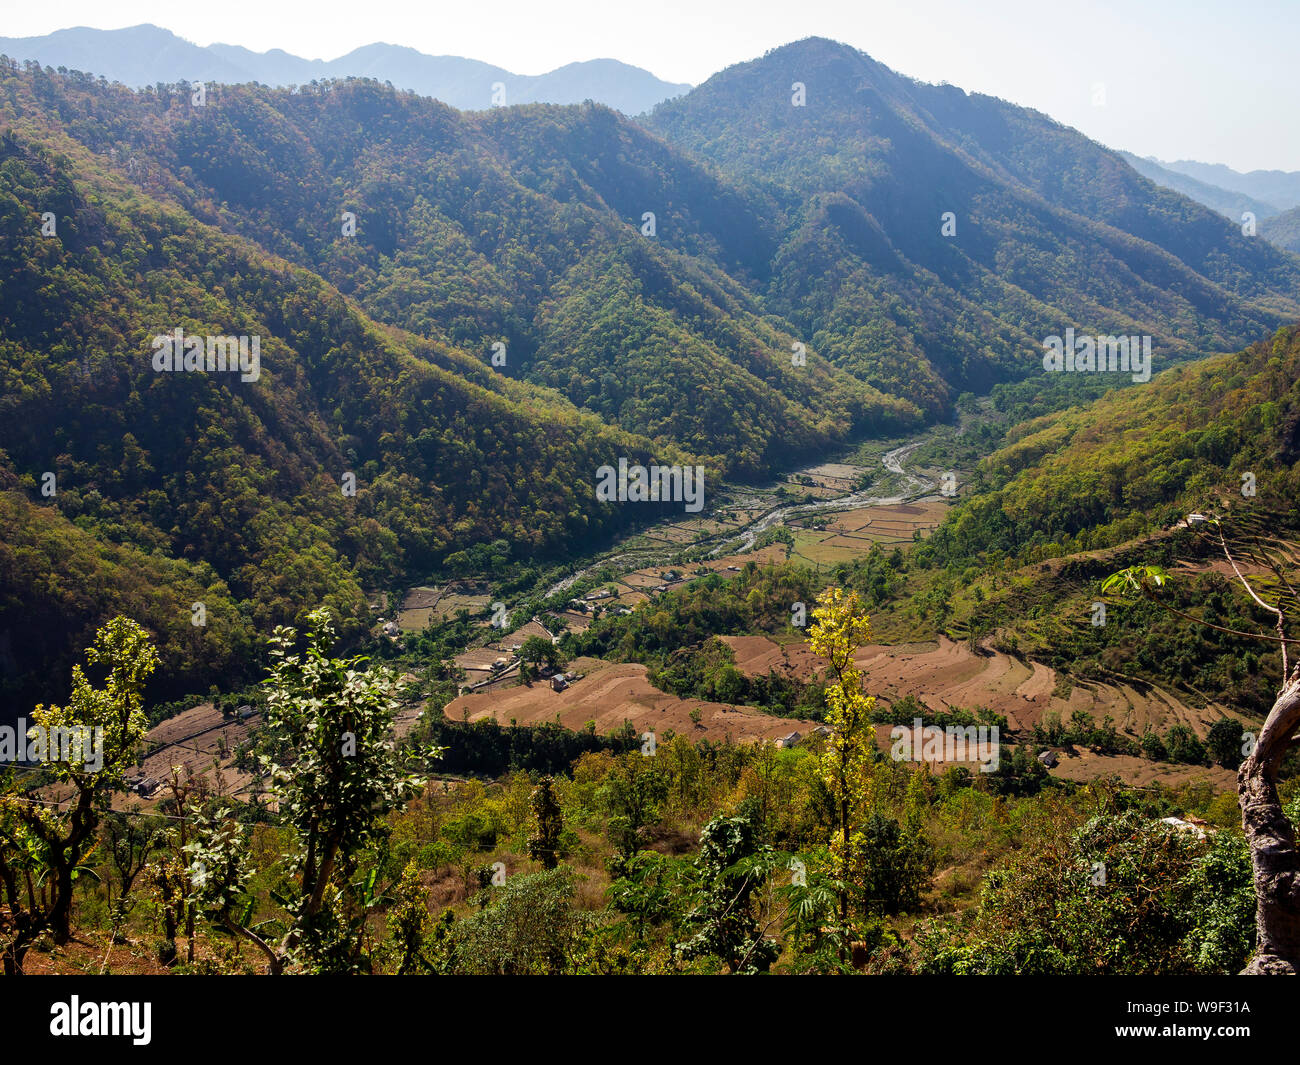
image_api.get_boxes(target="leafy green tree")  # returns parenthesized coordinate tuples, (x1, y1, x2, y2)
(187, 608, 438, 973)
(675, 807, 779, 973)
(519, 635, 564, 671)
(379, 860, 436, 975)
(1206, 717, 1246, 769)
(0, 616, 156, 974)
(527, 776, 565, 870)
(452, 867, 589, 974)
(599, 752, 669, 860)
(853, 809, 935, 917)
(1165, 724, 1206, 765)
(607, 850, 686, 941)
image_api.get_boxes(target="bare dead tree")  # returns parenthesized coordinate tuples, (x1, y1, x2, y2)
(1106, 507, 1300, 973)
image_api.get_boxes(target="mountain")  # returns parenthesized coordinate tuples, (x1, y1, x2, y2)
(3, 64, 910, 477)
(0, 24, 691, 114)
(0, 97, 700, 712)
(1158, 158, 1300, 212)
(4, 38, 1300, 712)
(1121, 152, 1300, 256)
(1261, 205, 1300, 255)
(943, 322, 1300, 564)
(644, 38, 1300, 409)
(1117, 151, 1283, 221)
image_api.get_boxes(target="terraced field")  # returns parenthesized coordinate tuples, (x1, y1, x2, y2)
(720, 634, 1246, 786)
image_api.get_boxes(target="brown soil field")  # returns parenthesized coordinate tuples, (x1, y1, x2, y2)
(720, 633, 1250, 785)
(443, 657, 805, 742)
(826, 501, 947, 537)
(496, 619, 553, 650)
(399, 585, 442, 611)
(454, 647, 503, 673)
(804, 462, 868, 481)
(555, 610, 594, 632)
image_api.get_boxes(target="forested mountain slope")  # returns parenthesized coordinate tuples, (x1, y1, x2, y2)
(3, 65, 907, 475)
(0, 119, 688, 713)
(925, 324, 1300, 568)
(646, 38, 1300, 410)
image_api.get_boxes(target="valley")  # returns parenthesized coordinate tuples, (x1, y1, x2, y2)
(4, 24, 1300, 982)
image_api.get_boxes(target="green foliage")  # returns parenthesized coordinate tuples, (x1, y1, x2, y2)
(600, 752, 670, 858)
(675, 806, 779, 973)
(187, 608, 439, 973)
(0, 615, 157, 971)
(1206, 717, 1247, 769)
(851, 811, 935, 917)
(526, 776, 566, 870)
(452, 867, 590, 975)
(917, 809, 1253, 974)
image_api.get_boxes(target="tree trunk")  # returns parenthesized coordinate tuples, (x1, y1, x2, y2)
(1238, 670, 1300, 974)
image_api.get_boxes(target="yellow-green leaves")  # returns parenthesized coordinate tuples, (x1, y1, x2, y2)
(1100, 565, 1171, 598)
(808, 587, 878, 924)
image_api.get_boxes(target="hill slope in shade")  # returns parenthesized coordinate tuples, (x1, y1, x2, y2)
(1261, 205, 1300, 255)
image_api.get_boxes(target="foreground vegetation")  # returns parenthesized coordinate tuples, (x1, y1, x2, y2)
(1, 592, 1278, 975)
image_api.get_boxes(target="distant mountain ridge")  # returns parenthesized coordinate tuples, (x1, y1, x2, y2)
(1160, 158, 1300, 212)
(0, 23, 691, 113)
(1117, 152, 1284, 221)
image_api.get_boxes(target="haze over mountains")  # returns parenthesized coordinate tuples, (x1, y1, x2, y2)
(0, 23, 692, 114)
(1118, 153, 1284, 220)
(1159, 158, 1300, 214)
(1119, 152, 1300, 255)
(3, 34, 1300, 712)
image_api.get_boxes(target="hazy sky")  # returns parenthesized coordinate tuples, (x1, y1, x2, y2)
(6, 0, 1298, 170)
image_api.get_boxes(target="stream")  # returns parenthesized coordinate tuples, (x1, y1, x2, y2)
(543, 439, 936, 597)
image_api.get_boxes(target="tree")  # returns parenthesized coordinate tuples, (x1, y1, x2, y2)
(519, 634, 564, 673)
(379, 860, 436, 975)
(852, 810, 934, 916)
(1105, 515, 1300, 973)
(527, 776, 565, 870)
(0, 616, 156, 974)
(808, 586, 877, 927)
(1206, 717, 1246, 769)
(187, 608, 438, 973)
(675, 806, 779, 973)
(599, 752, 669, 861)
(452, 867, 588, 975)
(148, 765, 206, 967)
(103, 813, 160, 947)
